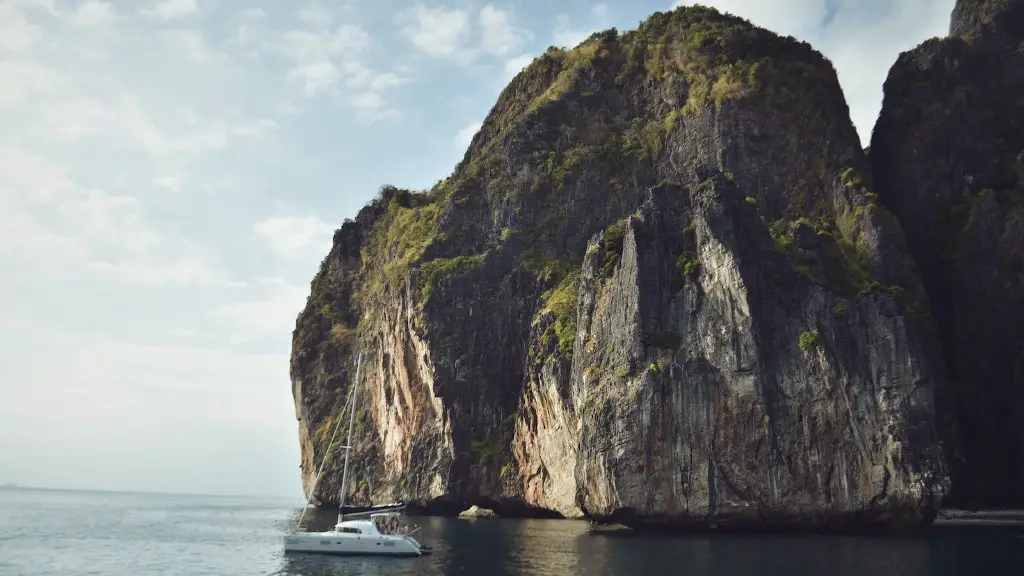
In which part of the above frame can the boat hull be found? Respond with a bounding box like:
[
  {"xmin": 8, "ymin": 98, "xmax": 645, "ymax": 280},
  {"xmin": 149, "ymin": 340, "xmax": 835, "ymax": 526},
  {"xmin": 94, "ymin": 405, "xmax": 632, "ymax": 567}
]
[{"xmin": 284, "ymin": 532, "xmax": 425, "ymax": 557}]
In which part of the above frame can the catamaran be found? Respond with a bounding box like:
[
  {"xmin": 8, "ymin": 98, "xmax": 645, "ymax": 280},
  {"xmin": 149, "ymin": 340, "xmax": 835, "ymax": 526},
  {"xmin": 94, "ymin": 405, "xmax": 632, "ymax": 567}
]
[{"xmin": 284, "ymin": 350, "xmax": 432, "ymax": 557}]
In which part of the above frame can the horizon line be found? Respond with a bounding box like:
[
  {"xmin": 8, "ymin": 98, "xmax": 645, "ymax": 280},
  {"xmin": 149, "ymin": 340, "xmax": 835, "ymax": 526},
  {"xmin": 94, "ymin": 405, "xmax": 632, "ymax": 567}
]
[{"xmin": 1, "ymin": 483, "xmax": 306, "ymax": 501}]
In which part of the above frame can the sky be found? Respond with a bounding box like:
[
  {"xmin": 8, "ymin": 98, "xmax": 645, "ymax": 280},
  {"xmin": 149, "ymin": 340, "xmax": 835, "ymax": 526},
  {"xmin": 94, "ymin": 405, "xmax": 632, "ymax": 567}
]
[{"xmin": 0, "ymin": 0, "xmax": 955, "ymax": 499}]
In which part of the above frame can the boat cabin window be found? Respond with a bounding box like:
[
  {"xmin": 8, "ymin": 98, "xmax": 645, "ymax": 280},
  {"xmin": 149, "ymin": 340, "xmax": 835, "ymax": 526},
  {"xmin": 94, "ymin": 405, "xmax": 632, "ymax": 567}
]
[
  {"xmin": 340, "ymin": 527, "xmax": 361, "ymax": 534},
  {"xmin": 374, "ymin": 515, "xmax": 401, "ymax": 535}
]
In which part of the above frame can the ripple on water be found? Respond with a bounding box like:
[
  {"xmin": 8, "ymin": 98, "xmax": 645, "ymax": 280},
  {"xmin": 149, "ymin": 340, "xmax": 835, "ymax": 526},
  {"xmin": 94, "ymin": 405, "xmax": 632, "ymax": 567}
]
[{"xmin": 2, "ymin": 489, "xmax": 1023, "ymax": 576}]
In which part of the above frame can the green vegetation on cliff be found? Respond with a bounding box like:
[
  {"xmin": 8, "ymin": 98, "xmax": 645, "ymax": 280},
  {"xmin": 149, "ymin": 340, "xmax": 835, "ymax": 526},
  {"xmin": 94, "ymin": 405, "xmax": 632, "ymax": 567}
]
[{"xmin": 333, "ymin": 5, "xmax": 866, "ymax": 328}]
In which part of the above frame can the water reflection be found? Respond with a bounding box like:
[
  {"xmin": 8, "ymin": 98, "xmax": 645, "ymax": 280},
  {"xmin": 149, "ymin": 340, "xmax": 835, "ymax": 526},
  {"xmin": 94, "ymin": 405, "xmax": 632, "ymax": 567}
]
[{"xmin": 271, "ymin": 506, "xmax": 1024, "ymax": 576}]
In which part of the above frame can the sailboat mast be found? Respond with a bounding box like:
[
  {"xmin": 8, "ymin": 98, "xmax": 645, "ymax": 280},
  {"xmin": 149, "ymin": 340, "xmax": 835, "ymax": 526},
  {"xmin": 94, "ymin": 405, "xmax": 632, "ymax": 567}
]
[{"xmin": 337, "ymin": 349, "xmax": 363, "ymax": 525}]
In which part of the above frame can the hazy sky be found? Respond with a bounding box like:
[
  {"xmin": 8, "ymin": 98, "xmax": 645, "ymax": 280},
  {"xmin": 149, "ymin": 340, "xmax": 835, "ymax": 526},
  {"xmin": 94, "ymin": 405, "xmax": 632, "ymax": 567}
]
[{"xmin": 0, "ymin": 0, "xmax": 953, "ymax": 499}]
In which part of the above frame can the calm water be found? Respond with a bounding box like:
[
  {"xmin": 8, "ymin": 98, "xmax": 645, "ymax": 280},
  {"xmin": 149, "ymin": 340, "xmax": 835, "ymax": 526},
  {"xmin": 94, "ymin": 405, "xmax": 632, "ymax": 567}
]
[{"xmin": 0, "ymin": 487, "xmax": 1021, "ymax": 576}]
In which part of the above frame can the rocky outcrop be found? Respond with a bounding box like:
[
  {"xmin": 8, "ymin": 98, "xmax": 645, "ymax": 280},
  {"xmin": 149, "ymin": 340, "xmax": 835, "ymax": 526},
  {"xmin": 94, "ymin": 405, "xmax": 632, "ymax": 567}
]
[
  {"xmin": 459, "ymin": 505, "xmax": 498, "ymax": 518},
  {"xmin": 291, "ymin": 5, "xmax": 954, "ymax": 531},
  {"xmin": 567, "ymin": 185, "xmax": 947, "ymax": 532},
  {"xmin": 869, "ymin": 0, "xmax": 1024, "ymax": 508},
  {"xmin": 949, "ymin": 0, "xmax": 1024, "ymax": 49}
]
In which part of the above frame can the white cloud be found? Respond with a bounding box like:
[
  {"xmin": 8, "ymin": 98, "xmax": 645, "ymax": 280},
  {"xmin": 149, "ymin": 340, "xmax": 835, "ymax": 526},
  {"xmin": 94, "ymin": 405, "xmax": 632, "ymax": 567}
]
[
  {"xmin": 0, "ymin": 145, "xmax": 75, "ymax": 203},
  {"xmin": 502, "ymin": 54, "xmax": 535, "ymax": 84},
  {"xmin": 0, "ymin": 145, "xmax": 232, "ymax": 287},
  {"xmin": 350, "ymin": 91, "xmax": 398, "ymax": 122},
  {"xmin": 297, "ymin": 2, "xmax": 333, "ymax": 29},
  {"xmin": 154, "ymin": 174, "xmax": 184, "ymax": 193},
  {"xmin": 29, "ymin": 94, "xmax": 277, "ymax": 160},
  {"xmin": 0, "ymin": 5, "xmax": 43, "ymax": 51},
  {"xmin": 279, "ymin": 26, "xmax": 370, "ymax": 65},
  {"xmin": 242, "ymin": 8, "xmax": 266, "ymax": 20},
  {"xmin": 551, "ymin": 3, "xmax": 612, "ymax": 48},
  {"xmin": 213, "ymin": 277, "xmax": 310, "ymax": 341},
  {"xmin": 231, "ymin": 117, "xmax": 279, "ymax": 137},
  {"xmin": 254, "ymin": 215, "xmax": 336, "ymax": 261},
  {"xmin": 3, "ymin": 0, "xmax": 58, "ymax": 15},
  {"xmin": 479, "ymin": 4, "xmax": 531, "ymax": 57},
  {"xmin": 399, "ymin": 4, "xmax": 533, "ymax": 66},
  {"xmin": 0, "ymin": 321, "xmax": 298, "ymax": 497},
  {"xmin": 231, "ymin": 8, "xmax": 268, "ymax": 53},
  {"xmin": 141, "ymin": 0, "xmax": 199, "ymax": 21},
  {"xmin": 69, "ymin": 0, "xmax": 116, "ymax": 28},
  {"xmin": 398, "ymin": 4, "xmax": 473, "ymax": 63},
  {"xmin": 162, "ymin": 29, "xmax": 222, "ymax": 64},
  {"xmin": 273, "ymin": 9, "xmax": 407, "ymax": 118},
  {"xmin": 35, "ymin": 96, "xmax": 230, "ymax": 155},
  {"xmin": 288, "ymin": 62, "xmax": 340, "ymax": 95},
  {"xmin": 454, "ymin": 121, "xmax": 482, "ymax": 149},
  {"xmin": 0, "ymin": 61, "xmax": 62, "ymax": 107},
  {"xmin": 57, "ymin": 189, "xmax": 160, "ymax": 255},
  {"xmin": 344, "ymin": 62, "xmax": 408, "ymax": 92},
  {"xmin": 277, "ymin": 23, "xmax": 377, "ymax": 96}
]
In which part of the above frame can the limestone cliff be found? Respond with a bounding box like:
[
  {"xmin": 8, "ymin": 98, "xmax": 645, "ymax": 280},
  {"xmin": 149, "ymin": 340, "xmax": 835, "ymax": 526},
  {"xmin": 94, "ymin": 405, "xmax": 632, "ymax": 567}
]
[
  {"xmin": 291, "ymin": 5, "xmax": 950, "ymax": 531},
  {"xmin": 870, "ymin": 0, "xmax": 1024, "ymax": 508}
]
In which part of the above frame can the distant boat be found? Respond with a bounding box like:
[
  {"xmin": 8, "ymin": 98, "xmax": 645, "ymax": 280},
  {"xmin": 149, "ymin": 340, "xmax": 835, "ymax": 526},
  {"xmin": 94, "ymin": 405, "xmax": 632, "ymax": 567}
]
[{"xmin": 284, "ymin": 350, "xmax": 431, "ymax": 557}]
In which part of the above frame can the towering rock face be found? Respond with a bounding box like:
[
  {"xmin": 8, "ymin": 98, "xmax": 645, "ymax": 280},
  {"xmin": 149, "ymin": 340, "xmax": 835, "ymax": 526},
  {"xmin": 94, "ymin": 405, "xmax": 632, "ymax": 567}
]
[
  {"xmin": 949, "ymin": 0, "xmax": 1024, "ymax": 49},
  {"xmin": 291, "ymin": 6, "xmax": 949, "ymax": 530},
  {"xmin": 870, "ymin": 0, "xmax": 1024, "ymax": 508}
]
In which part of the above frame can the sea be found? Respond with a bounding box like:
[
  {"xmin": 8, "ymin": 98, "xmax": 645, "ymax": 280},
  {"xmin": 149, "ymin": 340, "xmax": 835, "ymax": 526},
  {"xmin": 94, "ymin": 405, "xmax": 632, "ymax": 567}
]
[{"xmin": 0, "ymin": 487, "xmax": 1021, "ymax": 576}]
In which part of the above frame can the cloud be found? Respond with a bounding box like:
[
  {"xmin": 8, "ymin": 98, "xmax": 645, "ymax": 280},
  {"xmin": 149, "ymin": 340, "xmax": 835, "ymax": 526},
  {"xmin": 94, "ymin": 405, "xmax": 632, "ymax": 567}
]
[
  {"xmin": 0, "ymin": 4, "xmax": 43, "ymax": 51},
  {"xmin": 69, "ymin": 1, "xmax": 116, "ymax": 28},
  {"xmin": 254, "ymin": 215, "xmax": 336, "ymax": 261},
  {"xmin": 297, "ymin": 2, "xmax": 334, "ymax": 29},
  {"xmin": 502, "ymin": 54, "xmax": 535, "ymax": 84},
  {"xmin": 273, "ymin": 9, "xmax": 408, "ymax": 120},
  {"xmin": 141, "ymin": 0, "xmax": 199, "ymax": 21},
  {"xmin": 478, "ymin": 4, "xmax": 531, "ymax": 57},
  {"xmin": 454, "ymin": 121, "xmax": 482, "ymax": 149},
  {"xmin": 349, "ymin": 91, "xmax": 397, "ymax": 122},
  {"xmin": 29, "ymin": 94, "xmax": 277, "ymax": 160},
  {"xmin": 213, "ymin": 277, "xmax": 310, "ymax": 342},
  {"xmin": 279, "ymin": 26, "xmax": 370, "ymax": 67},
  {"xmin": 398, "ymin": 4, "xmax": 473, "ymax": 63},
  {"xmin": 399, "ymin": 3, "xmax": 531, "ymax": 66},
  {"xmin": 0, "ymin": 321, "xmax": 298, "ymax": 497},
  {"xmin": 241, "ymin": 8, "xmax": 266, "ymax": 20},
  {"xmin": 0, "ymin": 144, "xmax": 233, "ymax": 287},
  {"xmin": 154, "ymin": 174, "xmax": 184, "ymax": 193},
  {"xmin": 34, "ymin": 96, "xmax": 230, "ymax": 155},
  {"xmin": 161, "ymin": 29, "xmax": 223, "ymax": 64},
  {"xmin": 0, "ymin": 61, "xmax": 62, "ymax": 107},
  {"xmin": 552, "ymin": 3, "xmax": 611, "ymax": 48},
  {"xmin": 230, "ymin": 8, "xmax": 269, "ymax": 53}
]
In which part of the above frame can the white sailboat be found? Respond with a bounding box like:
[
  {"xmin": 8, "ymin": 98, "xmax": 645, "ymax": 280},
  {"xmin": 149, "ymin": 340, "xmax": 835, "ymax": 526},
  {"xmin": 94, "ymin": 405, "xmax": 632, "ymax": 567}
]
[{"xmin": 284, "ymin": 350, "xmax": 431, "ymax": 557}]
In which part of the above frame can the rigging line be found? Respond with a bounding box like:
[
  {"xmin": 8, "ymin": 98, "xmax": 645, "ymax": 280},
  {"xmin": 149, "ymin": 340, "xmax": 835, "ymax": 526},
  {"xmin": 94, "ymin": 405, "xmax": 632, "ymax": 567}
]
[{"xmin": 292, "ymin": 361, "xmax": 360, "ymax": 533}]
